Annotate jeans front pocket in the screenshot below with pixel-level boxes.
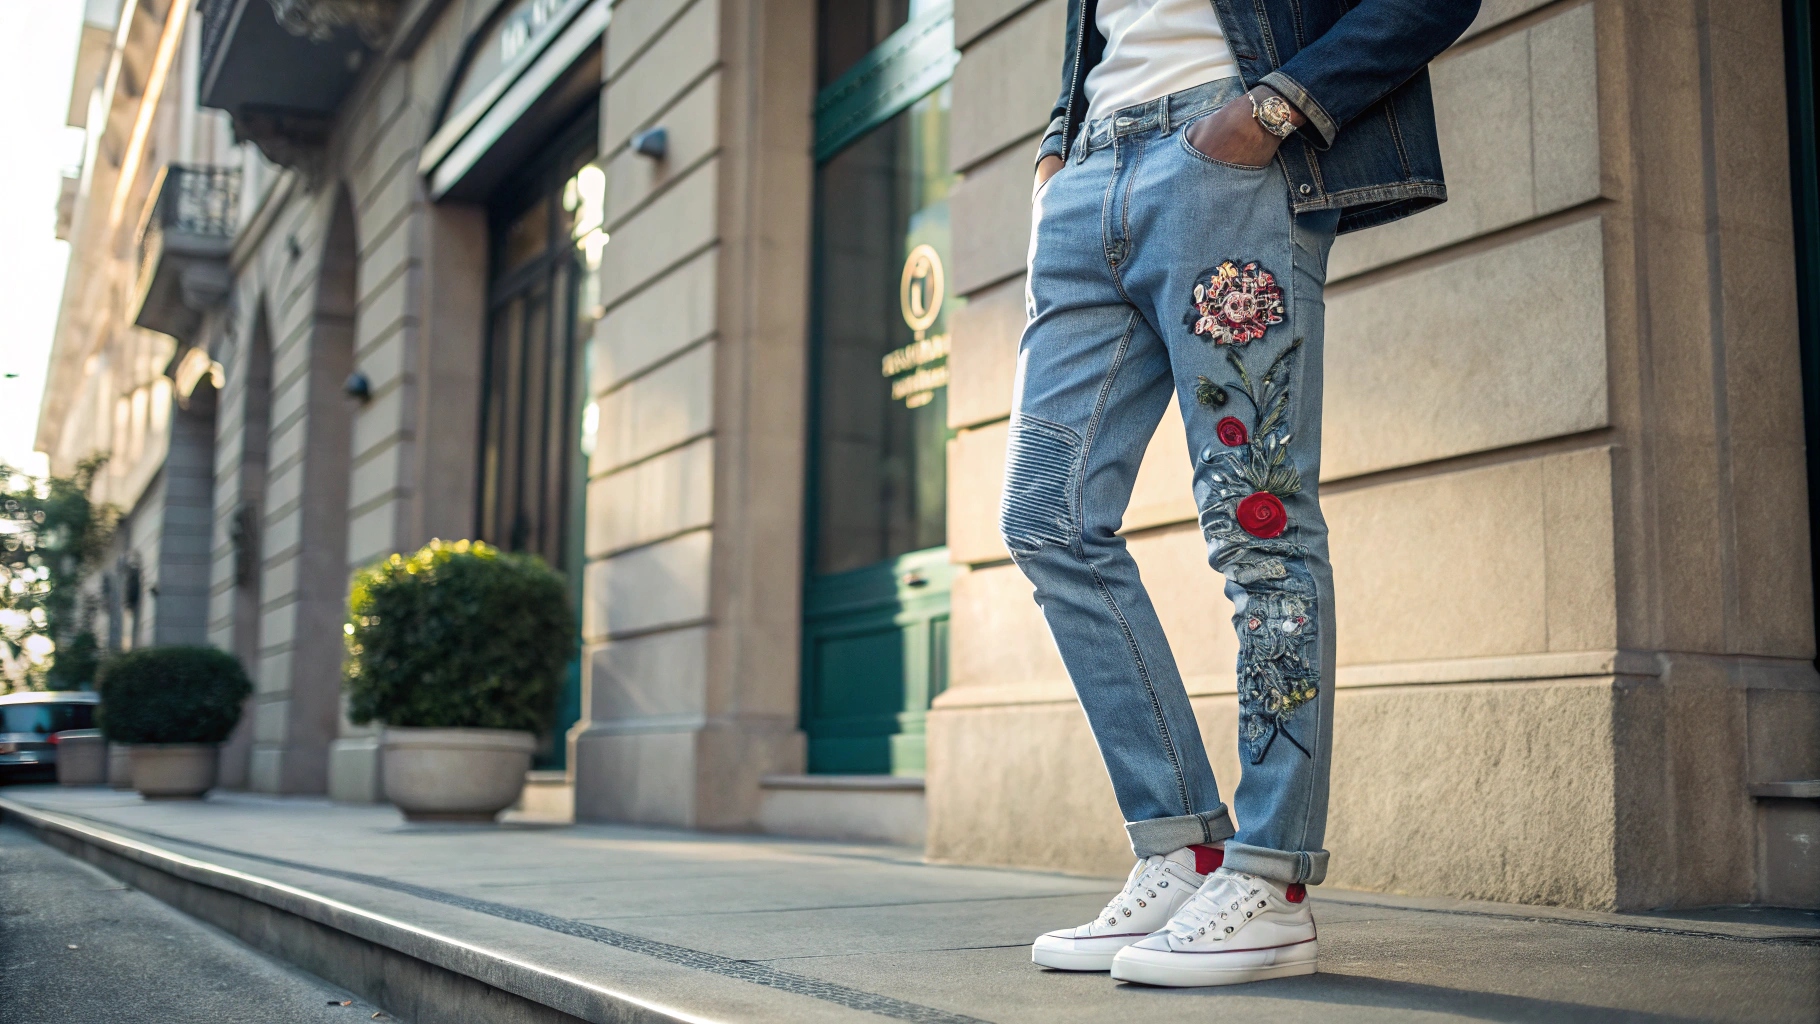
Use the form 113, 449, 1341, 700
1177, 110, 1276, 173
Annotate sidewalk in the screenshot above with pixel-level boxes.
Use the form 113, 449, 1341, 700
2, 786, 1815, 1024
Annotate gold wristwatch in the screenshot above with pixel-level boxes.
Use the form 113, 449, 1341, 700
1250, 92, 1299, 139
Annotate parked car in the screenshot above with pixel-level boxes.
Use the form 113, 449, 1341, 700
0, 691, 100, 783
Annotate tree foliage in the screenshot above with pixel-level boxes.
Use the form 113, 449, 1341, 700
0, 456, 116, 691
343, 539, 574, 733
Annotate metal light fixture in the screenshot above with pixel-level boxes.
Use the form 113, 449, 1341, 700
631, 126, 668, 160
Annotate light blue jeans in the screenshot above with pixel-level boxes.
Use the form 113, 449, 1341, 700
1003, 78, 1339, 886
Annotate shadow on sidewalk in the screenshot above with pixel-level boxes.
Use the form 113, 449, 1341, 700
1116, 970, 1711, 1023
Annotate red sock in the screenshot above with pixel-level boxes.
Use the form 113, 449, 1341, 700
1285, 883, 1307, 903
1188, 844, 1224, 874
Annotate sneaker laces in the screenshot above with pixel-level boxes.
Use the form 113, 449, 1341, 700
1166, 869, 1265, 940
1095, 855, 1170, 926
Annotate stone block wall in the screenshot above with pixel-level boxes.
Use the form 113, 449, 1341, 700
205, 1, 488, 796
925, 0, 1818, 910
569, 0, 817, 828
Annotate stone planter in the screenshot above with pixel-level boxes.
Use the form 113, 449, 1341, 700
108, 742, 134, 790
382, 727, 536, 822
56, 730, 107, 785
131, 744, 218, 800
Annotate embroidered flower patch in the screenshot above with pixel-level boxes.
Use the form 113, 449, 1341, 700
1235, 492, 1286, 538
1185, 260, 1285, 346
1234, 561, 1320, 763
1195, 338, 1320, 763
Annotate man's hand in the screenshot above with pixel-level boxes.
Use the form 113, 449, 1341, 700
1184, 87, 1304, 168
1034, 154, 1065, 194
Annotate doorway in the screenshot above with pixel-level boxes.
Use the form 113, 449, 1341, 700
476, 111, 600, 768
803, 0, 960, 776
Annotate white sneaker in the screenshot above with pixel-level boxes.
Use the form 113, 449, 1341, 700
1030, 846, 1219, 971
1109, 866, 1317, 987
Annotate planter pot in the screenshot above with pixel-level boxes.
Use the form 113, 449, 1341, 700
382, 727, 536, 822
56, 730, 107, 785
107, 742, 135, 790
131, 744, 219, 800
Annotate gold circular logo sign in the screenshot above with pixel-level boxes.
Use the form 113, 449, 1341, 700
899, 244, 944, 333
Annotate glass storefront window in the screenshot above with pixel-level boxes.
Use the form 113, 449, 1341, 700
477, 117, 598, 577
810, 84, 959, 577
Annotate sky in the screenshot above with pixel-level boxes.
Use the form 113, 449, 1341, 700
0, 1, 86, 478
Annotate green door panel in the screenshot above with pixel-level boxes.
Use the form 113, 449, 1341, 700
803, 548, 952, 775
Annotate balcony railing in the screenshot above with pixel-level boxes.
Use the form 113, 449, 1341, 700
150, 164, 240, 240
133, 165, 241, 342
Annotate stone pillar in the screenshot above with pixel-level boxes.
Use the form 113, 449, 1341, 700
571, 0, 815, 827
244, 189, 357, 795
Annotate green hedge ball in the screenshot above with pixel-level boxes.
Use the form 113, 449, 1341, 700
342, 539, 574, 734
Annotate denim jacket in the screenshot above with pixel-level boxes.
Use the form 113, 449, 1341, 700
1038, 0, 1482, 233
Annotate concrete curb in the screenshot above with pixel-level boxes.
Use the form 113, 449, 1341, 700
0, 797, 720, 1024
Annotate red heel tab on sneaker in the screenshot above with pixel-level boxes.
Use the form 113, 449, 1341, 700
1189, 844, 1224, 874
1285, 883, 1306, 903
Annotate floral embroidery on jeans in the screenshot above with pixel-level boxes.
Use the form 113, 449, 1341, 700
1198, 339, 1320, 763
1184, 260, 1285, 346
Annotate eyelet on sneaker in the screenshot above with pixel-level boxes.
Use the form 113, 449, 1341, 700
1107, 917, 1117, 926
1225, 926, 1234, 934
1122, 909, 1131, 917
1137, 899, 1147, 907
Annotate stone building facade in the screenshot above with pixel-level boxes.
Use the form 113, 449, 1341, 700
38, 0, 1820, 911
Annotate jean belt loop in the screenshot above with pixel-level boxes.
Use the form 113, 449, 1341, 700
1160, 94, 1172, 136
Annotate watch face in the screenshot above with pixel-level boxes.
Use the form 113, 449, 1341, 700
1258, 97, 1296, 137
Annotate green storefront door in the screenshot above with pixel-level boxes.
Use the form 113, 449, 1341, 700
803, 2, 960, 776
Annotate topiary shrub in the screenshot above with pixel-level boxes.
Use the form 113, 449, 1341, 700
95, 646, 252, 744
343, 539, 574, 733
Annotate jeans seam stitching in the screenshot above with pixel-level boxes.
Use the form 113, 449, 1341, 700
1072, 310, 1140, 558
1281, 210, 1324, 877
1119, 136, 1145, 255
1071, 310, 1193, 820
1100, 142, 1118, 268
1086, 560, 1194, 819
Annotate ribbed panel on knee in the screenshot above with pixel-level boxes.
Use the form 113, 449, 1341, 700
999, 415, 1082, 556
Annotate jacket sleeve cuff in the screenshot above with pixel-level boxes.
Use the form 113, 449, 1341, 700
1259, 70, 1337, 149
1035, 116, 1069, 167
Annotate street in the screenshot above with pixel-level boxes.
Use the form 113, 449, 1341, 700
0, 824, 383, 1024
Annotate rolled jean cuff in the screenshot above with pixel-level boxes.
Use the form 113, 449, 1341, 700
1222, 842, 1329, 885
1125, 806, 1236, 858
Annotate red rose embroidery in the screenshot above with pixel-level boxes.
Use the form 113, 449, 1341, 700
1216, 416, 1248, 447
1187, 260, 1285, 346
1235, 492, 1288, 538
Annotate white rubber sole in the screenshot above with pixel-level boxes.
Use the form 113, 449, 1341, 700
1030, 939, 1136, 972
1109, 942, 1317, 987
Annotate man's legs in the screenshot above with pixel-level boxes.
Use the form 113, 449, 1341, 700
1006, 79, 1340, 887
1006, 108, 1236, 855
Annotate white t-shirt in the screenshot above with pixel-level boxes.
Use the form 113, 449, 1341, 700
1082, 0, 1238, 125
